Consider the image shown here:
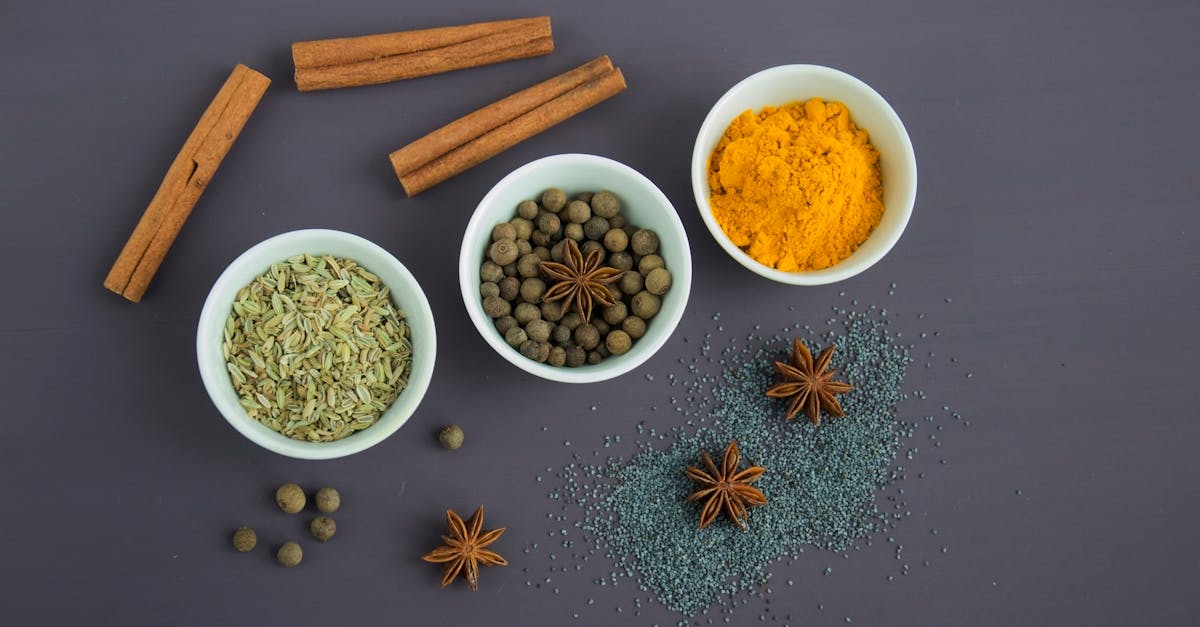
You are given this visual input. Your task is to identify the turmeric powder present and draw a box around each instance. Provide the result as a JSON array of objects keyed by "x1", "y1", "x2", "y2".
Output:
[{"x1": 707, "y1": 98, "x2": 884, "y2": 272}]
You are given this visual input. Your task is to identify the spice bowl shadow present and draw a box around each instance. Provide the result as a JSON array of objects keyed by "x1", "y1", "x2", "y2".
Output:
[
  {"x1": 196, "y1": 229, "x2": 437, "y2": 460},
  {"x1": 459, "y1": 154, "x2": 692, "y2": 383},
  {"x1": 690, "y1": 64, "x2": 918, "y2": 285}
]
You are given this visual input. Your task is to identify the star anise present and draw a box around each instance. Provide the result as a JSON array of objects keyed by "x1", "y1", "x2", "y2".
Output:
[
  {"x1": 421, "y1": 505, "x2": 507, "y2": 591},
  {"x1": 684, "y1": 440, "x2": 767, "y2": 529},
  {"x1": 764, "y1": 339, "x2": 854, "y2": 425},
  {"x1": 539, "y1": 239, "x2": 623, "y2": 322}
]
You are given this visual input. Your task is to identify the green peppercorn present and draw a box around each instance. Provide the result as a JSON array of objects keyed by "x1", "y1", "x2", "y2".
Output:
[
  {"x1": 480, "y1": 261, "x2": 504, "y2": 283},
  {"x1": 604, "y1": 229, "x2": 628, "y2": 253},
  {"x1": 608, "y1": 251, "x2": 634, "y2": 271},
  {"x1": 489, "y1": 239, "x2": 519, "y2": 265},
  {"x1": 566, "y1": 200, "x2": 591, "y2": 224},
  {"x1": 622, "y1": 316, "x2": 647, "y2": 339},
  {"x1": 645, "y1": 267, "x2": 672, "y2": 295},
  {"x1": 560, "y1": 312, "x2": 583, "y2": 330},
  {"x1": 620, "y1": 272, "x2": 644, "y2": 295},
  {"x1": 483, "y1": 295, "x2": 510, "y2": 318},
  {"x1": 480, "y1": 282, "x2": 500, "y2": 299},
  {"x1": 638, "y1": 254, "x2": 665, "y2": 274},
  {"x1": 631, "y1": 229, "x2": 660, "y2": 255},
  {"x1": 564, "y1": 222, "x2": 585, "y2": 242},
  {"x1": 531, "y1": 230, "x2": 551, "y2": 247},
  {"x1": 526, "y1": 319, "x2": 553, "y2": 342},
  {"x1": 233, "y1": 526, "x2": 257, "y2": 552},
  {"x1": 541, "y1": 188, "x2": 567, "y2": 212},
  {"x1": 536, "y1": 211, "x2": 562, "y2": 236},
  {"x1": 520, "y1": 277, "x2": 547, "y2": 303},
  {"x1": 581, "y1": 240, "x2": 605, "y2": 260},
  {"x1": 315, "y1": 487, "x2": 341, "y2": 513},
  {"x1": 552, "y1": 323, "x2": 572, "y2": 344},
  {"x1": 492, "y1": 222, "x2": 516, "y2": 242},
  {"x1": 505, "y1": 326, "x2": 528, "y2": 348},
  {"x1": 517, "y1": 199, "x2": 539, "y2": 220},
  {"x1": 631, "y1": 291, "x2": 662, "y2": 319},
  {"x1": 605, "y1": 329, "x2": 633, "y2": 355},
  {"x1": 517, "y1": 253, "x2": 542, "y2": 278},
  {"x1": 574, "y1": 324, "x2": 601, "y2": 350},
  {"x1": 548, "y1": 346, "x2": 566, "y2": 367},
  {"x1": 514, "y1": 302, "x2": 541, "y2": 324},
  {"x1": 533, "y1": 246, "x2": 551, "y2": 261},
  {"x1": 540, "y1": 300, "x2": 565, "y2": 322},
  {"x1": 575, "y1": 191, "x2": 594, "y2": 203},
  {"x1": 602, "y1": 302, "x2": 628, "y2": 326},
  {"x1": 277, "y1": 542, "x2": 303, "y2": 567},
  {"x1": 565, "y1": 345, "x2": 587, "y2": 367},
  {"x1": 509, "y1": 217, "x2": 534, "y2": 240},
  {"x1": 276, "y1": 483, "x2": 306, "y2": 514},
  {"x1": 439, "y1": 424, "x2": 465, "y2": 450},
  {"x1": 310, "y1": 516, "x2": 337, "y2": 542},
  {"x1": 587, "y1": 351, "x2": 603, "y2": 365},
  {"x1": 498, "y1": 276, "x2": 520, "y2": 301},
  {"x1": 583, "y1": 216, "x2": 610, "y2": 241},
  {"x1": 494, "y1": 315, "x2": 518, "y2": 335},
  {"x1": 590, "y1": 191, "x2": 620, "y2": 218}
]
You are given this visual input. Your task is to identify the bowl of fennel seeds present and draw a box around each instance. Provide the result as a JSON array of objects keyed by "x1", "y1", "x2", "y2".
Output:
[{"x1": 197, "y1": 229, "x2": 436, "y2": 459}]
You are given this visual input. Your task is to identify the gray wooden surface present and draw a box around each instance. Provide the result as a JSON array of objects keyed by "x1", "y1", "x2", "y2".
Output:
[{"x1": 2, "y1": 0, "x2": 1197, "y2": 625}]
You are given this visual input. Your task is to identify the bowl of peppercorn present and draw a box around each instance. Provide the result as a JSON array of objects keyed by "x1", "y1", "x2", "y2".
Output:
[{"x1": 460, "y1": 153, "x2": 692, "y2": 383}]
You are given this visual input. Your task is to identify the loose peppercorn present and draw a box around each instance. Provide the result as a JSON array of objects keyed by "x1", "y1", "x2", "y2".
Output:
[
  {"x1": 581, "y1": 240, "x2": 605, "y2": 260},
  {"x1": 489, "y1": 239, "x2": 519, "y2": 266},
  {"x1": 233, "y1": 527, "x2": 257, "y2": 552},
  {"x1": 509, "y1": 217, "x2": 534, "y2": 240},
  {"x1": 608, "y1": 251, "x2": 634, "y2": 271},
  {"x1": 552, "y1": 323, "x2": 572, "y2": 344},
  {"x1": 645, "y1": 267, "x2": 672, "y2": 295},
  {"x1": 536, "y1": 211, "x2": 562, "y2": 236},
  {"x1": 310, "y1": 516, "x2": 337, "y2": 542},
  {"x1": 491, "y1": 222, "x2": 516, "y2": 242},
  {"x1": 575, "y1": 324, "x2": 601, "y2": 350},
  {"x1": 622, "y1": 316, "x2": 647, "y2": 339},
  {"x1": 526, "y1": 319, "x2": 553, "y2": 342},
  {"x1": 560, "y1": 312, "x2": 583, "y2": 331},
  {"x1": 531, "y1": 230, "x2": 551, "y2": 247},
  {"x1": 638, "y1": 254, "x2": 666, "y2": 274},
  {"x1": 564, "y1": 222, "x2": 585, "y2": 242},
  {"x1": 439, "y1": 424, "x2": 464, "y2": 450},
  {"x1": 565, "y1": 345, "x2": 587, "y2": 367},
  {"x1": 277, "y1": 542, "x2": 303, "y2": 567},
  {"x1": 516, "y1": 239, "x2": 532, "y2": 255},
  {"x1": 520, "y1": 339, "x2": 546, "y2": 362},
  {"x1": 502, "y1": 262, "x2": 518, "y2": 277},
  {"x1": 604, "y1": 229, "x2": 629, "y2": 252},
  {"x1": 514, "y1": 302, "x2": 541, "y2": 325},
  {"x1": 504, "y1": 326, "x2": 527, "y2": 348},
  {"x1": 566, "y1": 200, "x2": 591, "y2": 224},
  {"x1": 592, "y1": 319, "x2": 610, "y2": 337},
  {"x1": 276, "y1": 483, "x2": 306, "y2": 514},
  {"x1": 590, "y1": 190, "x2": 620, "y2": 218},
  {"x1": 480, "y1": 282, "x2": 500, "y2": 299},
  {"x1": 483, "y1": 295, "x2": 511, "y2": 318},
  {"x1": 541, "y1": 188, "x2": 567, "y2": 212},
  {"x1": 516, "y1": 254, "x2": 541, "y2": 278},
  {"x1": 575, "y1": 191, "x2": 594, "y2": 203},
  {"x1": 533, "y1": 246, "x2": 551, "y2": 261},
  {"x1": 631, "y1": 291, "x2": 662, "y2": 319},
  {"x1": 631, "y1": 229, "x2": 660, "y2": 255},
  {"x1": 517, "y1": 199, "x2": 539, "y2": 219},
  {"x1": 540, "y1": 300, "x2": 565, "y2": 322},
  {"x1": 480, "y1": 261, "x2": 504, "y2": 283},
  {"x1": 587, "y1": 350, "x2": 603, "y2": 365},
  {"x1": 498, "y1": 276, "x2": 520, "y2": 301},
  {"x1": 583, "y1": 216, "x2": 610, "y2": 241},
  {"x1": 315, "y1": 487, "x2": 341, "y2": 513},
  {"x1": 494, "y1": 315, "x2": 518, "y2": 335},
  {"x1": 550, "y1": 240, "x2": 566, "y2": 262},
  {"x1": 602, "y1": 302, "x2": 628, "y2": 326},
  {"x1": 608, "y1": 215, "x2": 626, "y2": 229},
  {"x1": 606, "y1": 330, "x2": 633, "y2": 355},
  {"x1": 548, "y1": 346, "x2": 567, "y2": 367},
  {"x1": 520, "y1": 277, "x2": 547, "y2": 302},
  {"x1": 620, "y1": 272, "x2": 644, "y2": 295}
]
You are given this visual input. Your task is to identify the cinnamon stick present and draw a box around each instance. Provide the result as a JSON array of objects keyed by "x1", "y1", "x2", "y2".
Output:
[
  {"x1": 293, "y1": 17, "x2": 553, "y2": 92},
  {"x1": 389, "y1": 56, "x2": 614, "y2": 179},
  {"x1": 395, "y1": 67, "x2": 627, "y2": 196},
  {"x1": 104, "y1": 64, "x2": 270, "y2": 302}
]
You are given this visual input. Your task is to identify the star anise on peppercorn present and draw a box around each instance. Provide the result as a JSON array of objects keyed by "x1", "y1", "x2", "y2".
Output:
[
  {"x1": 764, "y1": 339, "x2": 854, "y2": 425},
  {"x1": 421, "y1": 506, "x2": 507, "y2": 591},
  {"x1": 684, "y1": 440, "x2": 767, "y2": 529},
  {"x1": 539, "y1": 239, "x2": 623, "y2": 322}
]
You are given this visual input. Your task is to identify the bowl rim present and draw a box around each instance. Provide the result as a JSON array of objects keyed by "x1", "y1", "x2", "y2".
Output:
[
  {"x1": 459, "y1": 153, "x2": 692, "y2": 384},
  {"x1": 690, "y1": 63, "x2": 918, "y2": 285},
  {"x1": 196, "y1": 228, "x2": 436, "y2": 460}
]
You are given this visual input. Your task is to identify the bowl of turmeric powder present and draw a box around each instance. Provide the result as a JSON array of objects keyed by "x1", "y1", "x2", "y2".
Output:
[{"x1": 691, "y1": 64, "x2": 917, "y2": 284}]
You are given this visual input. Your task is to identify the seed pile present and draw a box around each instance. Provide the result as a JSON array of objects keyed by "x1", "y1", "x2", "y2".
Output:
[
  {"x1": 542, "y1": 308, "x2": 911, "y2": 616},
  {"x1": 223, "y1": 254, "x2": 413, "y2": 442},
  {"x1": 479, "y1": 189, "x2": 673, "y2": 367}
]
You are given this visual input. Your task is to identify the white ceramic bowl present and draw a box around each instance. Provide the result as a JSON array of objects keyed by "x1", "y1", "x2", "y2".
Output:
[
  {"x1": 460, "y1": 154, "x2": 692, "y2": 383},
  {"x1": 197, "y1": 229, "x2": 436, "y2": 459},
  {"x1": 691, "y1": 64, "x2": 918, "y2": 285}
]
